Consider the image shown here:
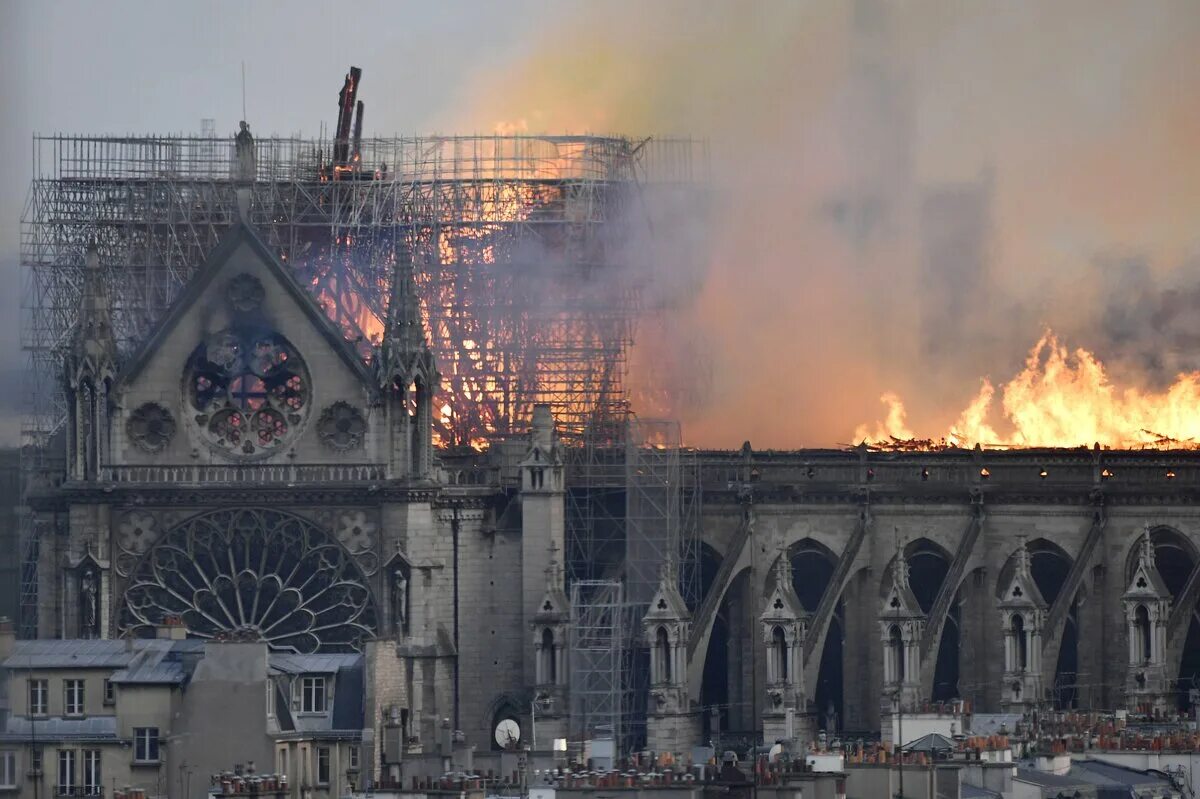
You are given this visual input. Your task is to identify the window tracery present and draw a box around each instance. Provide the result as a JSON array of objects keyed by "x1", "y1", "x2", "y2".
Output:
[
  {"x1": 185, "y1": 326, "x2": 310, "y2": 458},
  {"x1": 126, "y1": 402, "x2": 176, "y2": 452},
  {"x1": 317, "y1": 401, "x2": 367, "y2": 451},
  {"x1": 119, "y1": 507, "x2": 377, "y2": 653}
]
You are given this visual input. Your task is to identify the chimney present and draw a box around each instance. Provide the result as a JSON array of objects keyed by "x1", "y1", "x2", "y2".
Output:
[
  {"x1": 0, "y1": 617, "x2": 15, "y2": 661},
  {"x1": 156, "y1": 616, "x2": 188, "y2": 640},
  {"x1": 531, "y1": 404, "x2": 554, "y2": 453}
]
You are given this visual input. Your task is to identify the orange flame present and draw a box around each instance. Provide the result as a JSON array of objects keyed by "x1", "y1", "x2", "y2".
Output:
[{"x1": 856, "y1": 331, "x2": 1200, "y2": 450}]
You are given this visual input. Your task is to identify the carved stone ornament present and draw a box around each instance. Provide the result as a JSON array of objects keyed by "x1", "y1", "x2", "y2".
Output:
[
  {"x1": 317, "y1": 401, "x2": 367, "y2": 451},
  {"x1": 127, "y1": 403, "x2": 177, "y2": 452},
  {"x1": 225, "y1": 273, "x2": 265, "y2": 313}
]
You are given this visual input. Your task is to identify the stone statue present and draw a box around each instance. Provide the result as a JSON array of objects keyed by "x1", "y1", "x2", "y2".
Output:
[
  {"x1": 393, "y1": 569, "x2": 408, "y2": 632},
  {"x1": 234, "y1": 121, "x2": 256, "y2": 183},
  {"x1": 81, "y1": 571, "x2": 98, "y2": 636}
]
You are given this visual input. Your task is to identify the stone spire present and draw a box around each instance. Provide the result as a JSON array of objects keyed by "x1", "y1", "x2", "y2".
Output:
[
  {"x1": 69, "y1": 244, "x2": 118, "y2": 387},
  {"x1": 378, "y1": 249, "x2": 436, "y2": 388}
]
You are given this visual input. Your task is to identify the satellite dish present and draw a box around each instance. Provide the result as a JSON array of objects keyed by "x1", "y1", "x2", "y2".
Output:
[{"x1": 494, "y1": 718, "x2": 521, "y2": 748}]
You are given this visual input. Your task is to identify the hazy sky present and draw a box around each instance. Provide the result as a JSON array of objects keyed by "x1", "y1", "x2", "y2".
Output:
[{"x1": 3, "y1": 1, "x2": 1199, "y2": 448}]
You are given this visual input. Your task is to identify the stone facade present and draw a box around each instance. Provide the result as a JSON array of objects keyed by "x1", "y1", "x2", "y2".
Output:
[
  {"x1": 25, "y1": 224, "x2": 1200, "y2": 775},
  {"x1": 30, "y1": 224, "x2": 570, "y2": 775}
]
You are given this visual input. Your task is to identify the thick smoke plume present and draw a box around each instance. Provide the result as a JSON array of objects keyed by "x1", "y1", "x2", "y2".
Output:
[{"x1": 441, "y1": 0, "x2": 1200, "y2": 448}]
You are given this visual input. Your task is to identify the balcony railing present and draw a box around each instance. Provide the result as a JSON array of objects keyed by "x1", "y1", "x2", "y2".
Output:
[
  {"x1": 55, "y1": 787, "x2": 103, "y2": 797},
  {"x1": 100, "y1": 463, "x2": 387, "y2": 485}
]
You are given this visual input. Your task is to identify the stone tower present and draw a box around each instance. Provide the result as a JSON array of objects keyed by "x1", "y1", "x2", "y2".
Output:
[
  {"x1": 1123, "y1": 529, "x2": 1172, "y2": 713},
  {"x1": 998, "y1": 539, "x2": 1047, "y2": 713},
  {"x1": 759, "y1": 549, "x2": 810, "y2": 746}
]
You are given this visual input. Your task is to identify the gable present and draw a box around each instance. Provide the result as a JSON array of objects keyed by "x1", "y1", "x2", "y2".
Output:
[
  {"x1": 761, "y1": 579, "x2": 806, "y2": 622},
  {"x1": 1125, "y1": 561, "x2": 1170, "y2": 599},
  {"x1": 999, "y1": 570, "x2": 1046, "y2": 609},
  {"x1": 113, "y1": 225, "x2": 379, "y2": 466},
  {"x1": 880, "y1": 580, "x2": 922, "y2": 619},
  {"x1": 644, "y1": 579, "x2": 690, "y2": 624}
]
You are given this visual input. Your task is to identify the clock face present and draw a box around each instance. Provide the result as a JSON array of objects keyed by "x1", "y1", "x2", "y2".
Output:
[{"x1": 494, "y1": 718, "x2": 521, "y2": 749}]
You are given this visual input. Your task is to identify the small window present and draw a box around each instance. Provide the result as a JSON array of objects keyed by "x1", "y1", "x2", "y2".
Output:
[
  {"x1": 266, "y1": 681, "x2": 275, "y2": 718},
  {"x1": 28, "y1": 679, "x2": 48, "y2": 716},
  {"x1": 30, "y1": 748, "x2": 42, "y2": 775},
  {"x1": 347, "y1": 746, "x2": 359, "y2": 771},
  {"x1": 103, "y1": 679, "x2": 115, "y2": 705},
  {"x1": 300, "y1": 677, "x2": 327, "y2": 713},
  {"x1": 58, "y1": 750, "x2": 76, "y2": 793},
  {"x1": 316, "y1": 747, "x2": 330, "y2": 785},
  {"x1": 0, "y1": 750, "x2": 15, "y2": 789},
  {"x1": 134, "y1": 727, "x2": 160, "y2": 763},
  {"x1": 83, "y1": 749, "x2": 101, "y2": 795},
  {"x1": 65, "y1": 679, "x2": 85, "y2": 716}
]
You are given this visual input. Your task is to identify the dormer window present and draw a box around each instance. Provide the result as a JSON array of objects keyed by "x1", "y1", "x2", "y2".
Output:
[{"x1": 300, "y1": 676, "x2": 327, "y2": 713}]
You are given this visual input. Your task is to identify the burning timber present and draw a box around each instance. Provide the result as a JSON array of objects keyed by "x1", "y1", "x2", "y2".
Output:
[{"x1": 22, "y1": 125, "x2": 704, "y2": 450}]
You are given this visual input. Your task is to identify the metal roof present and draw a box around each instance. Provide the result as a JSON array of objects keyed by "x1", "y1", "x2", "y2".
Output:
[
  {"x1": 1071, "y1": 759, "x2": 1171, "y2": 787},
  {"x1": 269, "y1": 653, "x2": 361, "y2": 675},
  {"x1": 0, "y1": 715, "x2": 118, "y2": 742},
  {"x1": 961, "y1": 784, "x2": 1003, "y2": 799},
  {"x1": 2, "y1": 640, "x2": 134, "y2": 669},
  {"x1": 109, "y1": 639, "x2": 192, "y2": 684}
]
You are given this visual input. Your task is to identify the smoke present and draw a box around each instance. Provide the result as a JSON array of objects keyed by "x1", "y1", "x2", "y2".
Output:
[{"x1": 435, "y1": 0, "x2": 1200, "y2": 448}]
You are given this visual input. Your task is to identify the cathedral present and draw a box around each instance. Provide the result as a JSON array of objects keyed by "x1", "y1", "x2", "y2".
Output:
[
  {"x1": 33, "y1": 219, "x2": 581, "y2": 759},
  {"x1": 26, "y1": 216, "x2": 1200, "y2": 775}
]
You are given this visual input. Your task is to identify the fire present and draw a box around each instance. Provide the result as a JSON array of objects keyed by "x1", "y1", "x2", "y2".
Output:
[{"x1": 856, "y1": 331, "x2": 1200, "y2": 450}]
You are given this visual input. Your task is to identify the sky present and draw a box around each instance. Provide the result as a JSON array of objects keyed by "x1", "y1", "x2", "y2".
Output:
[{"x1": 3, "y1": 1, "x2": 1199, "y2": 448}]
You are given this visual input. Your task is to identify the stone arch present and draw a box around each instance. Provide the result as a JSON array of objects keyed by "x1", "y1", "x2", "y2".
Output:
[
  {"x1": 484, "y1": 692, "x2": 526, "y2": 751},
  {"x1": 700, "y1": 566, "x2": 751, "y2": 736},
  {"x1": 119, "y1": 507, "x2": 379, "y2": 652},
  {"x1": 883, "y1": 538, "x2": 957, "y2": 700},
  {"x1": 687, "y1": 541, "x2": 724, "y2": 613},
  {"x1": 785, "y1": 538, "x2": 843, "y2": 728}
]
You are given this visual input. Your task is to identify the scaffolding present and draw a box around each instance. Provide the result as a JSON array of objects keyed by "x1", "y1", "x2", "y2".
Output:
[
  {"x1": 569, "y1": 580, "x2": 626, "y2": 751},
  {"x1": 19, "y1": 131, "x2": 705, "y2": 635},
  {"x1": 564, "y1": 416, "x2": 700, "y2": 753}
]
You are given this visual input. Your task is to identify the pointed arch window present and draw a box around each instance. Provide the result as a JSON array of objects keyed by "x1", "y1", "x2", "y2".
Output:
[
  {"x1": 655, "y1": 626, "x2": 672, "y2": 684},
  {"x1": 772, "y1": 625, "x2": 789, "y2": 684},
  {"x1": 1012, "y1": 613, "x2": 1027, "y2": 671},
  {"x1": 1134, "y1": 604, "x2": 1152, "y2": 663},
  {"x1": 889, "y1": 624, "x2": 905, "y2": 683},
  {"x1": 539, "y1": 627, "x2": 558, "y2": 685}
]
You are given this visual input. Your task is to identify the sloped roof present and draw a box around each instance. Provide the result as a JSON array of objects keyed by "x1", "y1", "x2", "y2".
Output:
[
  {"x1": 109, "y1": 639, "x2": 197, "y2": 684},
  {"x1": 901, "y1": 732, "x2": 956, "y2": 753},
  {"x1": 118, "y1": 222, "x2": 375, "y2": 389},
  {"x1": 0, "y1": 716, "x2": 118, "y2": 743},
  {"x1": 269, "y1": 652, "x2": 362, "y2": 675},
  {"x1": 1071, "y1": 758, "x2": 1171, "y2": 788},
  {"x1": 3, "y1": 639, "x2": 134, "y2": 669}
]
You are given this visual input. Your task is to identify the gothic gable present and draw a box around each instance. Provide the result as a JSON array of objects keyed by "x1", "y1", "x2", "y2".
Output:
[
  {"x1": 111, "y1": 224, "x2": 379, "y2": 466},
  {"x1": 1124, "y1": 538, "x2": 1170, "y2": 601},
  {"x1": 760, "y1": 556, "x2": 807, "y2": 624},
  {"x1": 644, "y1": 571, "x2": 690, "y2": 625},
  {"x1": 999, "y1": 546, "x2": 1047, "y2": 610}
]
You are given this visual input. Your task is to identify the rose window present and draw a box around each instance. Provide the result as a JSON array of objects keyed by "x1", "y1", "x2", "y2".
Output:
[
  {"x1": 185, "y1": 326, "x2": 310, "y2": 457},
  {"x1": 127, "y1": 403, "x2": 176, "y2": 452},
  {"x1": 317, "y1": 402, "x2": 368, "y2": 451},
  {"x1": 119, "y1": 508, "x2": 377, "y2": 653}
]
